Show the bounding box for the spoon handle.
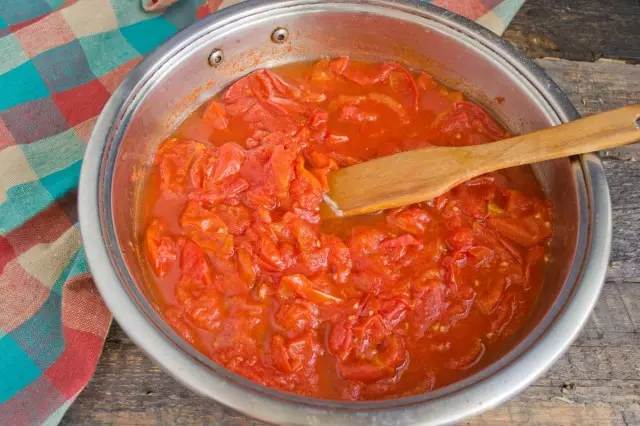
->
[470,104,640,174]
[325,104,640,218]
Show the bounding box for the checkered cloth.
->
[0,0,524,424]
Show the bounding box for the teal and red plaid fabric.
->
[0,0,524,424]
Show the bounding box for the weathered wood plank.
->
[62,59,640,425]
[536,58,640,286]
[504,0,640,64]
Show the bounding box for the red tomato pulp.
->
[139,58,553,400]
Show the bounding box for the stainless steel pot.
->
[78,1,612,424]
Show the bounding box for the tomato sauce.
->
[139,58,553,400]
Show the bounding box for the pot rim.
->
[78,1,612,424]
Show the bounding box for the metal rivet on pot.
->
[635,114,640,129]
[271,28,289,44]
[208,49,223,67]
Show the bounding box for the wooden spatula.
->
[324,104,640,217]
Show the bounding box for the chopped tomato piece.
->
[333,57,395,86]
[379,299,408,329]
[467,245,494,266]
[290,156,323,210]
[487,216,552,247]
[213,142,246,182]
[476,276,505,315]
[337,335,407,382]
[410,280,448,339]
[193,231,234,260]
[271,331,318,374]
[504,189,533,216]
[321,234,352,284]
[180,200,227,234]
[348,228,386,256]
[291,220,328,273]
[446,226,474,251]
[432,101,509,146]
[144,219,177,278]
[213,204,251,235]
[388,66,419,110]
[185,290,223,331]
[269,144,297,200]
[328,317,356,360]
[275,300,319,338]
[155,139,205,194]
[202,101,229,130]
[180,239,213,285]
[237,246,257,286]
[388,207,431,234]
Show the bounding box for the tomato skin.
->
[475,276,505,315]
[387,207,431,234]
[142,58,553,401]
[185,290,223,331]
[337,335,407,383]
[321,234,352,284]
[290,156,323,211]
[144,219,177,278]
[446,226,474,251]
[202,101,229,130]
[487,216,551,247]
[432,101,509,146]
[271,331,319,374]
[213,142,246,182]
[269,144,297,200]
[380,234,421,250]
[180,200,227,234]
[379,299,408,328]
[213,204,251,235]
[274,300,319,338]
[329,318,354,360]
[410,280,448,339]
[156,139,205,195]
[237,246,257,286]
[180,239,213,285]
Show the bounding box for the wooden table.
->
[62,1,640,424]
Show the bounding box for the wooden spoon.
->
[324,104,640,218]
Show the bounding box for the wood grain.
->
[504,0,640,64]
[61,56,640,426]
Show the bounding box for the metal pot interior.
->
[102,0,589,421]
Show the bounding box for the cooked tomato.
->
[144,219,177,278]
[139,58,552,401]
